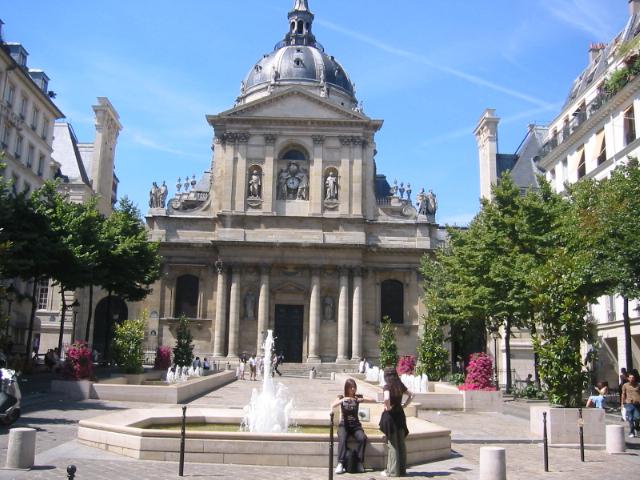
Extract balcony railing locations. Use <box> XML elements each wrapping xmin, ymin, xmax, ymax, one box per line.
<box><xmin>539</xmin><ymin>91</ymin><xmax>611</xmax><ymax>160</ymax></box>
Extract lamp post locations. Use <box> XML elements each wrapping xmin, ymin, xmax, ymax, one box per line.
<box><xmin>491</xmin><ymin>330</ymin><xmax>501</xmax><ymax>389</ymax></box>
<box><xmin>5</xmin><ymin>284</ymin><xmax>16</xmax><ymax>339</ymax></box>
<box><xmin>70</xmin><ymin>299</ymin><xmax>80</xmax><ymax>344</ymax></box>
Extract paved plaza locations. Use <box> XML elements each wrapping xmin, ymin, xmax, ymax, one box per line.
<box><xmin>0</xmin><ymin>374</ymin><xmax>639</xmax><ymax>479</ymax></box>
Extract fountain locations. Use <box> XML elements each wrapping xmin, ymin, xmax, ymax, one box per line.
<box><xmin>166</xmin><ymin>365</ymin><xmax>203</xmax><ymax>384</ymax></box>
<box><xmin>364</xmin><ymin>365</ymin><xmax>429</xmax><ymax>393</ymax></box>
<box><xmin>241</xmin><ymin>330</ymin><xmax>293</xmax><ymax>432</ymax></box>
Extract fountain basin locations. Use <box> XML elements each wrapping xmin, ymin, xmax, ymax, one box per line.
<box><xmin>90</xmin><ymin>371</ymin><xmax>236</xmax><ymax>403</ymax></box>
<box><xmin>78</xmin><ymin>407</ymin><xmax>451</xmax><ymax>468</ymax></box>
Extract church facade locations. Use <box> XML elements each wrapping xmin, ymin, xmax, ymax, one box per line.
<box><xmin>136</xmin><ymin>1</ymin><xmax>443</xmax><ymax>364</ymax></box>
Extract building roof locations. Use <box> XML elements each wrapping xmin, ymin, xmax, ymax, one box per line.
<box><xmin>52</xmin><ymin>123</ymin><xmax>91</xmax><ymax>186</ymax></box>
<box><xmin>240</xmin><ymin>0</ymin><xmax>356</xmax><ymax>104</ymax></box>
<box><xmin>562</xmin><ymin>11</ymin><xmax>640</xmax><ymax>109</ymax></box>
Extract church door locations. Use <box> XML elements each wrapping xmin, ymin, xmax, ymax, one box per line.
<box><xmin>274</xmin><ymin>304</ymin><xmax>304</xmax><ymax>363</ymax></box>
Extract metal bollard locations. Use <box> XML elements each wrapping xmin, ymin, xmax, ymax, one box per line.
<box><xmin>329</xmin><ymin>411</ymin><xmax>334</xmax><ymax>480</ymax></box>
<box><xmin>67</xmin><ymin>465</ymin><xmax>77</xmax><ymax>480</ymax></box>
<box><xmin>578</xmin><ymin>408</ymin><xmax>585</xmax><ymax>462</ymax></box>
<box><xmin>543</xmin><ymin>411</ymin><xmax>549</xmax><ymax>472</ymax></box>
<box><xmin>179</xmin><ymin>405</ymin><xmax>187</xmax><ymax>476</ymax></box>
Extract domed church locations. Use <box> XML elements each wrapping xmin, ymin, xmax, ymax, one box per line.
<box><xmin>140</xmin><ymin>0</ymin><xmax>443</xmax><ymax>366</ymax></box>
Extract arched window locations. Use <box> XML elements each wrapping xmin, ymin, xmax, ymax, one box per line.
<box><xmin>175</xmin><ymin>274</ymin><xmax>199</xmax><ymax>318</ymax></box>
<box><xmin>381</xmin><ymin>279</ymin><xmax>403</xmax><ymax>325</ymax></box>
<box><xmin>281</xmin><ymin>148</ymin><xmax>307</xmax><ymax>161</ymax></box>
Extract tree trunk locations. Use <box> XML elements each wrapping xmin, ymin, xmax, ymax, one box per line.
<box><xmin>102</xmin><ymin>291</ymin><xmax>113</xmax><ymax>363</ymax></box>
<box><xmin>623</xmin><ymin>296</ymin><xmax>633</xmax><ymax>372</ymax></box>
<box><xmin>57</xmin><ymin>287</ymin><xmax>68</xmax><ymax>355</ymax></box>
<box><xmin>505</xmin><ymin>317</ymin><xmax>513</xmax><ymax>394</ymax></box>
<box><xmin>84</xmin><ymin>285</ymin><xmax>94</xmax><ymax>342</ymax></box>
<box><xmin>24</xmin><ymin>279</ymin><xmax>38</xmax><ymax>366</ymax></box>
<box><xmin>530</xmin><ymin>321</ymin><xmax>540</xmax><ymax>388</ymax></box>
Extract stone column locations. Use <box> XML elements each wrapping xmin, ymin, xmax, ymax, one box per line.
<box><xmin>308</xmin><ymin>268</ymin><xmax>321</xmax><ymax>362</ymax></box>
<box><xmin>263</xmin><ymin>135</ymin><xmax>276</xmax><ymax>213</ymax></box>
<box><xmin>234</xmin><ymin>134</ymin><xmax>250</xmax><ymax>212</ymax></box>
<box><xmin>227</xmin><ymin>267</ymin><xmax>241</xmax><ymax>359</ymax></box>
<box><xmin>337</xmin><ymin>268</ymin><xmax>350</xmax><ymax>361</ymax></box>
<box><xmin>338</xmin><ymin>137</ymin><xmax>352</xmax><ymax>216</ymax></box>
<box><xmin>351</xmin><ymin>138</ymin><xmax>363</xmax><ymax>217</ymax></box>
<box><xmin>310</xmin><ymin>136</ymin><xmax>324</xmax><ymax>215</ymax></box>
<box><xmin>351</xmin><ymin>268</ymin><xmax>363</xmax><ymax>360</ymax></box>
<box><xmin>257</xmin><ymin>265</ymin><xmax>270</xmax><ymax>356</ymax></box>
<box><xmin>212</xmin><ymin>262</ymin><xmax>228</xmax><ymax>357</ymax></box>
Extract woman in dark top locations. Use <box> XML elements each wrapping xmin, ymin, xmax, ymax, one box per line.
<box><xmin>330</xmin><ymin>378</ymin><xmax>375</xmax><ymax>474</ymax></box>
<box><xmin>379</xmin><ymin>367</ymin><xmax>414</xmax><ymax>477</ymax></box>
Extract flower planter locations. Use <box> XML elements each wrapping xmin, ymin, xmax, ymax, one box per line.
<box><xmin>530</xmin><ymin>405</ymin><xmax>605</xmax><ymax>446</ymax></box>
<box><xmin>51</xmin><ymin>379</ymin><xmax>93</xmax><ymax>401</ymax></box>
<box><xmin>461</xmin><ymin>390</ymin><xmax>503</xmax><ymax>412</ymax></box>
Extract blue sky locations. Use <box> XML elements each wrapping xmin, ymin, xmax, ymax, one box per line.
<box><xmin>1</xmin><ymin>0</ymin><xmax>629</xmax><ymax>225</ymax></box>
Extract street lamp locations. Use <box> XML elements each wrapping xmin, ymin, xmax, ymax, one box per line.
<box><xmin>491</xmin><ymin>330</ymin><xmax>501</xmax><ymax>389</ymax></box>
<box><xmin>5</xmin><ymin>284</ymin><xmax>16</xmax><ymax>339</ymax></box>
<box><xmin>70</xmin><ymin>299</ymin><xmax>80</xmax><ymax>344</ymax></box>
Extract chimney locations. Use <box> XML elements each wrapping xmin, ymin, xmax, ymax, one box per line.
<box><xmin>589</xmin><ymin>42</ymin><xmax>606</xmax><ymax>63</ymax></box>
<box><xmin>630</xmin><ymin>0</ymin><xmax>640</xmax><ymax>16</ymax></box>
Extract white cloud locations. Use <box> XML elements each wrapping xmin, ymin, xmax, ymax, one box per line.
<box><xmin>542</xmin><ymin>0</ymin><xmax>618</xmax><ymax>40</ymax></box>
<box><xmin>127</xmin><ymin>131</ymin><xmax>199</xmax><ymax>158</ymax></box>
<box><xmin>316</xmin><ymin>19</ymin><xmax>555</xmax><ymax>109</ymax></box>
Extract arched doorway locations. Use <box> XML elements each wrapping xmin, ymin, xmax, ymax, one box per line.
<box><xmin>92</xmin><ymin>296</ymin><xmax>128</xmax><ymax>360</ymax></box>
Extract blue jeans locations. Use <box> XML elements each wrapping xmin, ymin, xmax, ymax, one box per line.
<box><xmin>623</xmin><ymin>403</ymin><xmax>640</xmax><ymax>435</ymax></box>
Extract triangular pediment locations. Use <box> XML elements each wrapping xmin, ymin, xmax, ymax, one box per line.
<box><xmin>218</xmin><ymin>88</ymin><xmax>367</xmax><ymax>122</ymax></box>
<box><xmin>271</xmin><ymin>280</ymin><xmax>307</xmax><ymax>294</ymax></box>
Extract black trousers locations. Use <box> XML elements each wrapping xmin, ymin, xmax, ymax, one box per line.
<box><xmin>337</xmin><ymin>425</ymin><xmax>367</xmax><ymax>464</ymax></box>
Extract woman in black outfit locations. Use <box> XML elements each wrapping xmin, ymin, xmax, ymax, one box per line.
<box><xmin>330</xmin><ymin>378</ymin><xmax>375</xmax><ymax>474</ymax></box>
<box><xmin>379</xmin><ymin>367</ymin><xmax>414</xmax><ymax>477</ymax></box>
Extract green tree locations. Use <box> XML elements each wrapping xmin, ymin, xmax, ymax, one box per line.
<box><xmin>173</xmin><ymin>316</ymin><xmax>194</xmax><ymax>367</ymax></box>
<box><xmin>415</xmin><ymin>315</ymin><xmax>449</xmax><ymax>381</ymax></box>
<box><xmin>378</xmin><ymin>316</ymin><xmax>398</xmax><ymax>368</ymax></box>
<box><xmin>96</xmin><ymin>197</ymin><xmax>160</xmax><ymax>361</ymax></box>
<box><xmin>569</xmin><ymin>158</ymin><xmax>640</xmax><ymax>371</ymax></box>
<box><xmin>32</xmin><ymin>184</ymin><xmax>104</xmax><ymax>353</ymax></box>
<box><xmin>113</xmin><ymin>315</ymin><xmax>146</xmax><ymax>374</ymax></box>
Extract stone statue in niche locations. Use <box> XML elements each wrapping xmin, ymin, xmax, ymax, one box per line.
<box><xmin>325</xmin><ymin>171</ymin><xmax>338</xmax><ymax>200</ymax></box>
<box><xmin>244</xmin><ymin>290</ymin><xmax>256</xmax><ymax>320</ymax></box>
<box><xmin>248</xmin><ymin>170</ymin><xmax>262</xmax><ymax>198</ymax></box>
<box><xmin>276</xmin><ymin>161</ymin><xmax>309</xmax><ymax>200</ymax></box>
<box><xmin>323</xmin><ymin>296</ymin><xmax>334</xmax><ymax>321</ymax></box>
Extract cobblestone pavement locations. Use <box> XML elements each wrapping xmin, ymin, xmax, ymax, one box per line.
<box><xmin>0</xmin><ymin>376</ymin><xmax>639</xmax><ymax>479</ymax></box>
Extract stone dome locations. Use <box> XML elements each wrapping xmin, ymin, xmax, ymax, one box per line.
<box><xmin>236</xmin><ymin>0</ymin><xmax>357</xmax><ymax>108</ymax></box>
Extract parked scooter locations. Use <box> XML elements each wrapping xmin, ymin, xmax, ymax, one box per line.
<box><xmin>0</xmin><ymin>365</ymin><xmax>21</xmax><ymax>426</ymax></box>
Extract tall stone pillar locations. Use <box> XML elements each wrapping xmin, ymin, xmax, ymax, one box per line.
<box><xmin>213</xmin><ymin>261</ymin><xmax>228</xmax><ymax>357</ymax></box>
<box><xmin>337</xmin><ymin>268</ymin><xmax>350</xmax><ymax>361</ymax></box>
<box><xmin>351</xmin><ymin>268</ymin><xmax>363</xmax><ymax>360</ymax></box>
<box><xmin>234</xmin><ymin>134</ymin><xmax>250</xmax><ymax>211</ymax></box>
<box><xmin>227</xmin><ymin>267</ymin><xmax>241</xmax><ymax>359</ymax></box>
<box><xmin>308</xmin><ymin>269</ymin><xmax>321</xmax><ymax>362</ymax></box>
<box><xmin>257</xmin><ymin>265</ymin><xmax>270</xmax><ymax>356</ymax></box>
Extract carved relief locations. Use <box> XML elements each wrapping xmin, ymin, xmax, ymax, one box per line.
<box><xmin>276</xmin><ymin>161</ymin><xmax>309</xmax><ymax>201</ymax></box>
<box><xmin>264</xmin><ymin>134</ymin><xmax>277</xmax><ymax>145</ymax></box>
<box><xmin>323</xmin><ymin>296</ymin><xmax>335</xmax><ymax>322</ymax></box>
<box><xmin>312</xmin><ymin>135</ymin><xmax>325</xmax><ymax>145</ymax></box>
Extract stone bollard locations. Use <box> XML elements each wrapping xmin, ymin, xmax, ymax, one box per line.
<box><xmin>606</xmin><ymin>425</ymin><xmax>626</xmax><ymax>454</ymax></box>
<box><xmin>5</xmin><ymin>427</ymin><xmax>36</xmax><ymax>469</ymax></box>
<box><xmin>479</xmin><ymin>446</ymin><xmax>506</xmax><ymax>480</ymax></box>
<box><xmin>309</xmin><ymin>368</ymin><xmax>316</xmax><ymax>380</ymax></box>
<box><xmin>330</xmin><ymin>372</ymin><xmax>336</xmax><ymax>381</ymax></box>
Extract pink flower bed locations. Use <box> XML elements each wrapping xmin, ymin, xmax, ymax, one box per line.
<box><xmin>154</xmin><ymin>345</ymin><xmax>172</xmax><ymax>370</ymax></box>
<box><xmin>396</xmin><ymin>355</ymin><xmax>416</xmax><ymax>375</ymax></box>
<box><xmin>64</xmin><ymin>342</ymin><xmax>93</xmax><ymax>380</ymax></box>
<box><xmin>459</xmin><ymin>352</ymin><xmax>496</xmax><ymax>391</ymax></box>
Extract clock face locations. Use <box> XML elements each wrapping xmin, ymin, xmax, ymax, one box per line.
<box><xmin>286</xmin><ymin>177</ymin><xmax>300</xmax><ymax>189</ymax></box>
